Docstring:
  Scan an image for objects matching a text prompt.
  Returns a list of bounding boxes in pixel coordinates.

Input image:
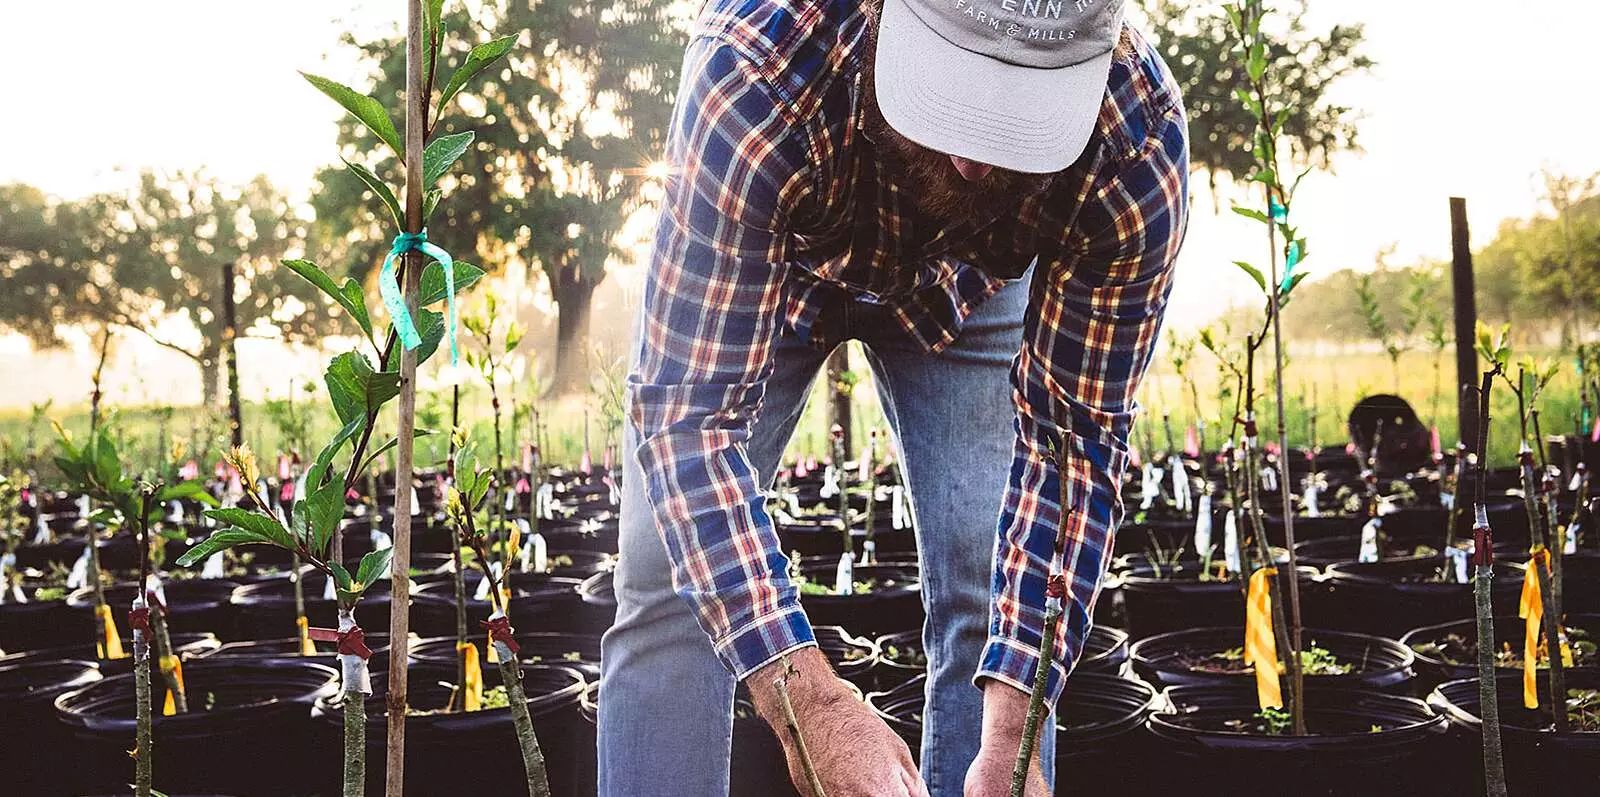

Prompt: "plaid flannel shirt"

[629,0,1188,706]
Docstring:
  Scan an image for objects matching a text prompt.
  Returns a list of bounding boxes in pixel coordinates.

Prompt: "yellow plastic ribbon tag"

[97,604,127,661]
[1520,552,1545,709]
[507,523,523,565]
[459,641,484,712]
[160,655,185,716]
[486,629,499,664]
[297,615,317,656]
[1244,567,1284,710]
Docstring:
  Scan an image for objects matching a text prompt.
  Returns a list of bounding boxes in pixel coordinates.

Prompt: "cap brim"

[874,0,1112,174]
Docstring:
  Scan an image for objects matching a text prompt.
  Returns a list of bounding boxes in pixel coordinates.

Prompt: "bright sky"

[3,0,1599,405]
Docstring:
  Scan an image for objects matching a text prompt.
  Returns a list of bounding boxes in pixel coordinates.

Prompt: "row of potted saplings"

[1086,419,1599,794]
[0,432,629,797]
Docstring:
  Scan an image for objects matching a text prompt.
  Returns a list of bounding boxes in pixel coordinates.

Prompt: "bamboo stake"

[1470,370,1508,797]
[133,485,154,797]
[384,0,425,791]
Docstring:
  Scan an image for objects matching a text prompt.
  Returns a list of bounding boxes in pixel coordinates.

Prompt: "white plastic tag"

[820,465,840,500]
[1566,522,1580,556]
[474,560,504,601]
[1359,517,1383,563]
[1171,464,1192,514]
[1193,493,1213,558]
[370,527,393,551]
[523,530,548,574]
[1223,510,1240,573]
[834,552,854,596]
[891,486,909,530]
[1261,464,1279,493]
[67,546,91,589]
[860,539,876,566]
[1140,463,1161,511]
[32,512,50,544]
[1446,545,1470,584]
[1303,482,1321,518]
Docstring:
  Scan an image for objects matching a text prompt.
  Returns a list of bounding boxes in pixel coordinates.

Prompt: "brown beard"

[858,2,1054,225]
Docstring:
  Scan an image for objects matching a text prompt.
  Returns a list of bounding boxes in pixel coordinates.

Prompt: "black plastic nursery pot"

[0,658,101,795]
[0,582,80,651]
[797,562,923,637]
[1401,614,1600,693]
[535,515,621,554]
[815,624,878,687]
[868,671,1160,788]
[67,579,240,639]
[410,631,602,680]
[55,658,339,796]
[1145,684,1454,796]
[1130,627,1416,694]
[1310,557,1524,638]
[1118,564,1322,640]
[0,631,222,680]
[775,518,918,559]
[410,572,600,637]
[871,629,928,690]
[312,660,591,797]
[1559,552,1600,614]
[229,572,395,641]
[1429,670,1600,796]
[193,632,394,670]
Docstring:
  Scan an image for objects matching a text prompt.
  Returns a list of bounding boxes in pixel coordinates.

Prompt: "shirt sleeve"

[627,37,819,680]
[976,106,1190,706]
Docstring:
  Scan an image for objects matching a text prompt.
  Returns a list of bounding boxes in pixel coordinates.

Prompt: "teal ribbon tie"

[380,229,459,364]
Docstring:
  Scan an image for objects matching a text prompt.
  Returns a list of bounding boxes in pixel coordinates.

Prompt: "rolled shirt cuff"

[975,633,1073,708]
[718,603,819,681]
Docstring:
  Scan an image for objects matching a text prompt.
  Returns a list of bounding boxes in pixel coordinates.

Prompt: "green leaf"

[359,428,437,476]
[425,0,445,40]
[1247,42,1267,82]
[357,547,394,587]
[331,562,354,591]
[175,530,276,567]
[301,476,345,559]
[423,132,475,187]
[203,508,295,549]
[300,72,404,158]
[1232,261,1266,292]
[285,259,375,342]
[1231,207,1273,225]
[414,308,446,365]
[325,352,402,426]
[340,157,403,229]
[418,260,485,306]
[423,189,442,222]
[314,417,366,477]
[437,36,517,112]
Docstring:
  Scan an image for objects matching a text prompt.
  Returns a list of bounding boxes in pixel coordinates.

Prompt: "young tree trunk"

[222,259,244,447]
[550,268,598,394]
[133,598,153,797]
[827,348,854,460]
[344,688,366,797]
[494,636,552,797]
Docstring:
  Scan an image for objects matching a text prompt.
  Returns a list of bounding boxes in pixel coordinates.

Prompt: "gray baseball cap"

[874,0,1125,174]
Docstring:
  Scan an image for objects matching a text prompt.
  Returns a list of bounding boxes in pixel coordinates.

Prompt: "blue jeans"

[598,272,1052,796]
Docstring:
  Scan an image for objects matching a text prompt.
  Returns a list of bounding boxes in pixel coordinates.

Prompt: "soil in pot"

[0,631,221,679]
[1146,684,1454,796]
[0,658,101,794]
[871,629,929,691]
[410,631,602,680]
[1130,627,1416,694]
[1402,614,1600,692]
[1119,564,1323,640]
[55,658,339,796]
[194,632,393,671]
[1312,557,1524,637]
[312,660,590,797]
[68,579,239,639]
[229,572,395,641]
[1429,670,1600,796]
[796,562,923,637]
[411,572,593,637]
[0,581,79,651]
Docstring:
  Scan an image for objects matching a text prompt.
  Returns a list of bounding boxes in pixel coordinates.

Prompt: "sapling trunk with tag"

[447,435,551,796]
[1468,369,1509,797]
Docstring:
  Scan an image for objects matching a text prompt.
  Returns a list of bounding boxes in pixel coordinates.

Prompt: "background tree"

[0,173,330,407]
[1143,0,1374,197]
[311,0,687,392]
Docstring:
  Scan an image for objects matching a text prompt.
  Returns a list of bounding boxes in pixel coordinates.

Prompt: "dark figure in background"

[1347,394,1432,476]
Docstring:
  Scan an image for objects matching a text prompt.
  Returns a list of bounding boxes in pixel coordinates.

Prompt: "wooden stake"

[384,0,425,792]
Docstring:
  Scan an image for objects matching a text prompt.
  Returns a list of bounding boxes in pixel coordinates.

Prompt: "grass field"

[0,342,1588,480]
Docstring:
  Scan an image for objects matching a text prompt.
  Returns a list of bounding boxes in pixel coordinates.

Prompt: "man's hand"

[964,680,1049,797]
[747,647,929,797]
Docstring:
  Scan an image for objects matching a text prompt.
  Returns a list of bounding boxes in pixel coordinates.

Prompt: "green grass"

[0,344,1586,479]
